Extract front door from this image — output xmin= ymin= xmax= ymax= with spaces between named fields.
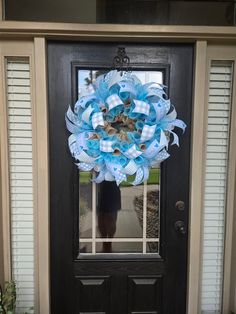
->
xmin=48 ymin=42 xmax=193 ymax=314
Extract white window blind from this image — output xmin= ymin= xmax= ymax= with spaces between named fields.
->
xmin=6 ymin=59 xmax=34 ymax=314
xmin=201 ymin=61 xmax=233 ymax=313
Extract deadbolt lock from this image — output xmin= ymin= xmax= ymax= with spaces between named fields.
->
xmin=175 ymin=200 xmax=185 ymax=211
xmin=174 ymin=220 xmax=187 ymax=235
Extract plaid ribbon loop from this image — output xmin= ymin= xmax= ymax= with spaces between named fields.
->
xmin=133 ymin=100 xmax=150 ymax=116
xmin=100 ymin=140 xmax=115 ymax=153
xmin=77 ymin=162 xmax=95 ymax=171
xmin=106 ymin=94 xmax=123 ymax=111
xmin=140 ymin=124 xmax=157 ymax=142
xmin=92 ymin=112 xmax=105 ymax=129
xmin=123 ymin=145 xmax=142 ymax=159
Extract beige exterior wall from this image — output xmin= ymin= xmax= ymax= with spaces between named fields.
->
xmin=0 ymin=23 xmax=236 ymax=313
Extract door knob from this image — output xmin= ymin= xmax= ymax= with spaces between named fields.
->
xmin=174 ymin=220 xmax=186 ymax=235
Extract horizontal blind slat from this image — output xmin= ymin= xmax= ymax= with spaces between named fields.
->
xmin=9 ymin=108 xmax=32 ymax=116
xmin=208 ymin=103 xmax=229 ymax=110
xmin=8 ymin=100 xmax=31 ymax=108
xmin=7 ymin=62 xmax=30 ymax=71
xmin=209 ymin=95 xmax=230 ymax=103
xmin=8 ymin=71 xmax=30 ymax=79
xmin=210 ymin=66 xmax=232 ymax=74
xmin=7 ymin=78 xmax=30 ymax=86
xmin=208 ymin=110 xmax=229 ymax=118
xmin=209 ymin=81 xmax=231 ymax=89
xmin=9 ymin=116 xmax=32 ymax=123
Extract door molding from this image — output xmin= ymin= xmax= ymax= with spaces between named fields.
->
xmin=33 ymin=37 xmax=50 ymax=314
xmin=187 ymin=40 xmax=207 ymax=314
xmin=0 ymin=22 xmax=236 ymax=42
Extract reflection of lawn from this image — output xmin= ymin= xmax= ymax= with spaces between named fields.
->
xmin=80 ymin=172 xmax=91 ymax=184
xmin=79 ymin=168 xmax=160 ymax=186
xmin=121 ymin=168 xmax=160 ymax=187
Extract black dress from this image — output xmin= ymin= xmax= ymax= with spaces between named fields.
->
xmin=97 ymin=181 xmax=121 ymax=213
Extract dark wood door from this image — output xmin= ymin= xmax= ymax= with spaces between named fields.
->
xmin=48 ymin=42 xmax=193 ymax=314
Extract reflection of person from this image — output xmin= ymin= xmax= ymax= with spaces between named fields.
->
xmin=97 ymin=181 xmax=121 ymax=253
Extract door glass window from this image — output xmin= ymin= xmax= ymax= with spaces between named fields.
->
xmin=78 ymin=69 xmax=163 ymax=255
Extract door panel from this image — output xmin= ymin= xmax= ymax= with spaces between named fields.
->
xmin=48 ymin=42 xmax=193 ymax=314
xmin=76 ymin=276 xmax=111 ymax=313
xmin=128 ymin=275 xmax=162 ymax=314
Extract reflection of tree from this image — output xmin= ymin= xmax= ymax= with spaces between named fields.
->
xmin=134 ymin=190 xmax=159 ymax=253
xmin=84 ymin=70 xmax=108 ymax=86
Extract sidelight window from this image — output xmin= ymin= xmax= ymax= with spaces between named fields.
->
xmin=200 ymin=61 xmax=233 ymax=313
xmin=6 ymin=59 xmax=34 ymax=314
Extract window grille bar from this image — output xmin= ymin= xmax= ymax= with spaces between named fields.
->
xmin=143 ymin=181 xmax=147 ymax=253
xmin=92 ymin=175 xmax=96 ymax=254
xmin=80 ymin=238 xmax=160 ymax=243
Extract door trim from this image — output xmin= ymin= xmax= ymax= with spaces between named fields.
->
xmin=33 ymin=37 xmax=50 ymax=314
xmin=1 ymin=21 xmax=236 ymax=41
xmin=187 ymin=40 xmax=207 ymax=314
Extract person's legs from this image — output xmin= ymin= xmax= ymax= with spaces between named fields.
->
xmin=98 ymin=211 xmax=118 ymax=252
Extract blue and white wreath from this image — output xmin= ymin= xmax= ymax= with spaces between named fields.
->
xmin=65 ymin=70 xmax=186 ymax=185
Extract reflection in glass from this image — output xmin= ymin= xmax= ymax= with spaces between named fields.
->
xmin=78 ymin=69 xmax=162 ymax=255
xmin=78 ymin=70 xmax=163 ymax=98
xmin=96 ymin=181 xmax=121 ymax=253
xmin=78 ymin=70 xmax=107 ymax=97
xmin=79 ymin=242 xmax=92 ymax=254
xmin=132 ymin=71 xmax=163 ymax=85
xmin=96 ymin=181 xmax=143 ymax=239
xmin=96 ymin=242 xmax=143 ymax=254
xmin=146 ymin=242 xmax=159 ymax=254
xmin=146 ymin=168 xmax=160 ymax=239
xmin=79 ymin=172 xmax=92 ymax=239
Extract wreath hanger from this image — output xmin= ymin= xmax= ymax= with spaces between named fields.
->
xmin=113 ymin=47 xmax=130 ymax=74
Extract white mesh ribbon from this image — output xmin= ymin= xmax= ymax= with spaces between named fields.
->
xmin=81 ymin=104 xmax=94 ymax=124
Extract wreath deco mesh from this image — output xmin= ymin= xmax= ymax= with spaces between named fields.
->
xmin=65 ymin=70 xmax=186 ymax=185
